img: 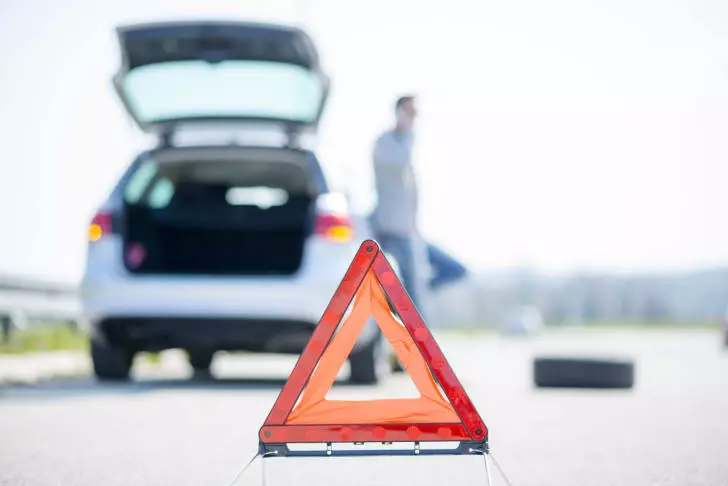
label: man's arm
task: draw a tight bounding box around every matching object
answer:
[373,133,420,234]
[373,135,410,210]
[373,134,409,167]
[373,134,391,168]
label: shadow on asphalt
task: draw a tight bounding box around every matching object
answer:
[0,373,362,402]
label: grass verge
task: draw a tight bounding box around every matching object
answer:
[0,324,163,364]
[0,324,89,355]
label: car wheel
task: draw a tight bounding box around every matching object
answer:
[349,337,389,385]
[91,340,133,381]
[188,350,214,372]
[534,357,634,389]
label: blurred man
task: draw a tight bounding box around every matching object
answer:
[371,95,429,316]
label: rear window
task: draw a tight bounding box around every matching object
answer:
[122,60,325,125]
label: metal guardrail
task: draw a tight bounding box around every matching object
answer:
[0,243,470,342]
[0,274,80,342]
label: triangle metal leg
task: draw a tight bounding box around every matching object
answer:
[483,453,493,486]
[261,452,267,486]
[484,451,515,486]
[225,453,260,486]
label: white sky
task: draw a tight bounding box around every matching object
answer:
[0,0,727,283]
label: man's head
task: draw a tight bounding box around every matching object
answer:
[394,95,417,132]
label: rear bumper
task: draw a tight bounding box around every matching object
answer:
[81,275,380,353]
[81,236,359,323]
[81,276,333,324]
[99,316,316,353]
[81,236,380,353]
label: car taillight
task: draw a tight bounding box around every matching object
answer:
[89,212,113,242]
[314,213,354,243]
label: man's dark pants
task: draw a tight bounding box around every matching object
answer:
[375,232,428,320]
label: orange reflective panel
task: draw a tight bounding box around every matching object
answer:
[259,240,487,445]
[286,271,459,425]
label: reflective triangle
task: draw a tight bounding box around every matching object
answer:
[259,240,487,445]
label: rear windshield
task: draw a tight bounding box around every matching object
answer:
[121,60,325,125]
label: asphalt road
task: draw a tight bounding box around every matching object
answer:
[1,328,727,486]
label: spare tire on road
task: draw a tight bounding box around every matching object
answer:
[533,357,634,389]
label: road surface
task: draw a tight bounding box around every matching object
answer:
[1,329,727,486]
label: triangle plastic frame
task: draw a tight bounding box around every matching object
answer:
[258,240,487,456]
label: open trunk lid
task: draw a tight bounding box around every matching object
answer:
[113,21,329,134]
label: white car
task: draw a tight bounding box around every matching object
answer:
[81,21,388,383]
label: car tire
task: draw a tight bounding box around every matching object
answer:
[91,340,133,381]
[534,357,634,389]
[349,337,389,385]
[188,350,214,372]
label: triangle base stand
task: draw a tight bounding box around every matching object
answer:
[228,445,502,486]
[258,438,488,458]
[227,444,507,486]
[237,442,504,486]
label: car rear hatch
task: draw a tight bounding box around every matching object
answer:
[108,21,342,277]
[113,21,329,135]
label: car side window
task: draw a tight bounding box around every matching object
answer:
[123,157,176,209]
[124,159,159,204]
[148,178,175,208]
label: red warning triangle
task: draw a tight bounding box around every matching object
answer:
[259,240,487,445]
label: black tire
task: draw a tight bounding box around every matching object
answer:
[349,338,389,385]
[188,350,214,372]
[91,340,133,381]
[534,357,634,389]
